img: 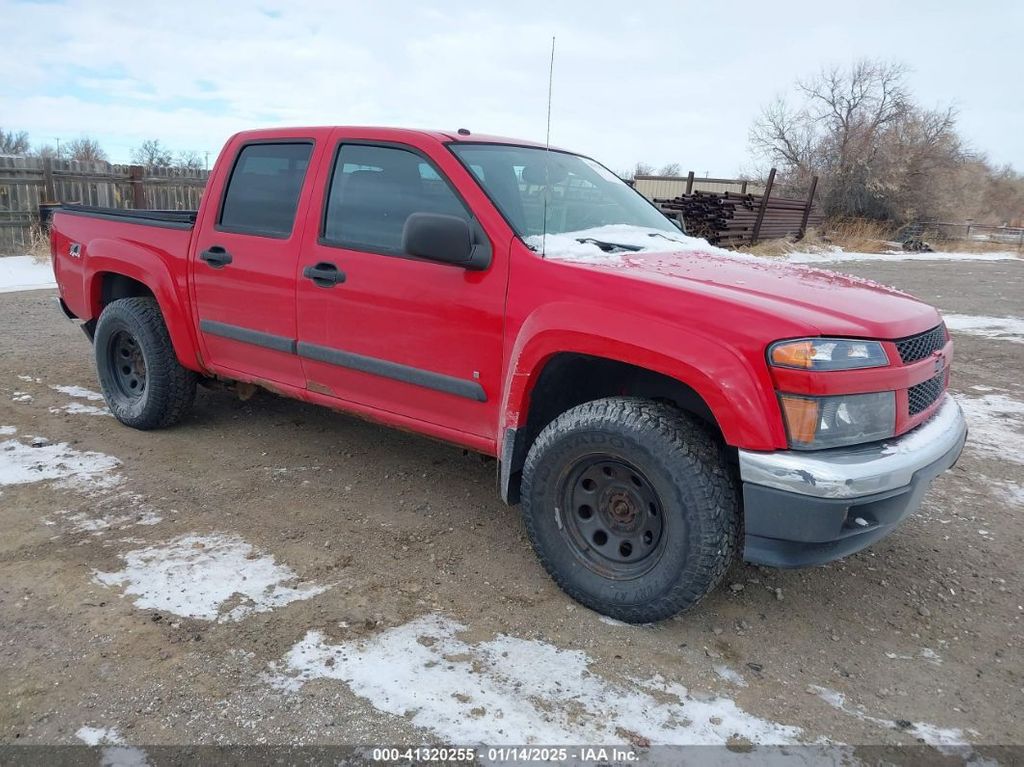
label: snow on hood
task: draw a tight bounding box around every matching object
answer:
[524,225,725,263]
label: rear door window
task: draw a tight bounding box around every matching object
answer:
[218,142,313,237]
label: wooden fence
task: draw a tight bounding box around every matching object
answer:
[0,156,209,255]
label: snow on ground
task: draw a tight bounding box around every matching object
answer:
[50,402,111,417]
[712,664,748,687]
[94,533,329,622]
[809,686,975,752]
[268,613,802,745]
[0,429,122,492]
[57,506,163,534]
[11,391,33,403]
[0,255,56,293]
[955,394,1024,465]
[785,248,1019,264]
[50,384,105,401]
[75,725,126,745]
[990,479,1024,506]
[943,314,1024,345]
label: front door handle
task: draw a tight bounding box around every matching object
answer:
[199,246,233,268]
[303,261,346,288]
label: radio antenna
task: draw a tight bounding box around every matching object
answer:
[541,35,555,258]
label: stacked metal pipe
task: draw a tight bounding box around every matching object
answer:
[655,190,823,248]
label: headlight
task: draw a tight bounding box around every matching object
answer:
[769,338,889,371]
[779,392,895,450]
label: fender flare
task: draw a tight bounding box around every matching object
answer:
[496,306,784,503]
[83,239,204,372]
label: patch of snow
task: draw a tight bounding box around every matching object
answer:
[94,533,329,622]
[989,479,1024,506]
[17,375,41,383]
[713,664,748,687]
[526,225,701,264]
[51,384,105,401]
[50,402,112,417]
[11,392,33,403]
[269,613,802,745]
[76,725,126,745]
[597,615,632,627]
[810,685,974,753]
[943,313,1024,345]
[0,426,15,436]
[785,248,1019,264]
[955,394,1024,465]
[58,508,163,534]
[0,255,56,293]
[0,436,121,491]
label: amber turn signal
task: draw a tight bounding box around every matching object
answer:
[778,395,821,445]
[770,340,816,369]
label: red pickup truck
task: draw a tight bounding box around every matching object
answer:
[51,127,967,622]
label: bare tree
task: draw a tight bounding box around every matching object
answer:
[0,128,31,155]
[176,150,204,171]
[617,162,656,182]
[131,139,173,169]
[658,162,682,176]
[749,59,966,222]
[65,136,108,162]
[32,144,58,160]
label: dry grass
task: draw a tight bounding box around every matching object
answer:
[26,227,52,264]
[738,217,1022,257]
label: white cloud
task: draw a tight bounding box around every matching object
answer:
[1,0,1020,170]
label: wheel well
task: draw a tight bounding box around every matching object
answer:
[500,353,728,504]
[99,273,154,309]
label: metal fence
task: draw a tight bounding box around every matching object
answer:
[0,156,208,255]
[909,221,1024,250]
[633,172,765,201]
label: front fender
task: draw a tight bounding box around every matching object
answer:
[83,239,204,372]
[500,300,785,451]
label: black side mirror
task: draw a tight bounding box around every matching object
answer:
[402,213,491,271]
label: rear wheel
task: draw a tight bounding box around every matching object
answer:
[94,297,197,430]
[521,397,738,623]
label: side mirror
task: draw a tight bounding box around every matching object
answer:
[402,213,491,271]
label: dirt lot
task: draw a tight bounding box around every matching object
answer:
[1,256,1021,760]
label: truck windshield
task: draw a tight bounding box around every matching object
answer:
[449,143,680,252]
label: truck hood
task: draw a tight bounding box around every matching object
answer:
[615,249,939,338]
[546,239,941,340]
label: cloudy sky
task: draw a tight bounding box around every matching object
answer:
[2,0,1020,174]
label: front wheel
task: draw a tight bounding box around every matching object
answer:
[94,297,197,430]
[521,397,738,623]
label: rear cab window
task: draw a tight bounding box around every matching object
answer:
[218,142,313,237]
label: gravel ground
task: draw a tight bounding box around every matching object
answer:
[0,257,1021,761]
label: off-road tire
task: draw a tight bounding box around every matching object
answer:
[94,297,197,430]
[521,397,738,623]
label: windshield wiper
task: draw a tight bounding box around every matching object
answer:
[647,232,685,243]
[575,237,644,253]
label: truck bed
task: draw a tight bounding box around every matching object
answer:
[58,204,197,229]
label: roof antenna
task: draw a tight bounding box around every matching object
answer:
[541,35,555,258]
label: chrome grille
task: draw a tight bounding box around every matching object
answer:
[908,371,945,416]
[895,324,947,364]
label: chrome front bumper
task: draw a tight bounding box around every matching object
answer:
[739,394,967,500]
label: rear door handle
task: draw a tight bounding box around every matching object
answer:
[199,246,233,268]
[303,261,346,288]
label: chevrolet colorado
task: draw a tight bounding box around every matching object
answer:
[50,127,967,622]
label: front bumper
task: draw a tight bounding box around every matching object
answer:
[738,394,967,567]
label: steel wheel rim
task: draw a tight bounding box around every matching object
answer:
[560,456,667,579]
[107,329,147,400]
